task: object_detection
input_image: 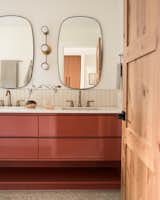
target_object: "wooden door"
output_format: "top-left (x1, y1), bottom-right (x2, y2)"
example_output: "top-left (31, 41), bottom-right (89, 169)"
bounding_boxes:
top-left (122, 0), bottom-right (160, 199)
top-left (64, 56), bottom-right (81, 88)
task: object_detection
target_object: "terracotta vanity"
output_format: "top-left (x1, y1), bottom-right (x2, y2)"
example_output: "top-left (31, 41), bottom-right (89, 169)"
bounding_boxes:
top-left (0, 108), bottom-right (121, 189)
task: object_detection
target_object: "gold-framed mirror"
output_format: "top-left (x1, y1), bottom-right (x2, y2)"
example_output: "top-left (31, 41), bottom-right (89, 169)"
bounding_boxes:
top-left (58, 16), bottom-right (103, 89)
top-left (0, 15), bottom-right (34, 89)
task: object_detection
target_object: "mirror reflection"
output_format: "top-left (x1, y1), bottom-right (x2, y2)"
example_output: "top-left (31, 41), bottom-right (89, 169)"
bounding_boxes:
top-left (58, 16), bottom-right (102, 89)
top-left (0, 16), bottom-right (34, 88)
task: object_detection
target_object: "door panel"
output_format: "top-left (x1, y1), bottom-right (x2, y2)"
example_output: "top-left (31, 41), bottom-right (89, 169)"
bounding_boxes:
top-left (122, 0), bottom-right (160, 199)
top-left (64, 56), bottom-right (81, 88)
top-left (127, 58), bottom-right (153, 141)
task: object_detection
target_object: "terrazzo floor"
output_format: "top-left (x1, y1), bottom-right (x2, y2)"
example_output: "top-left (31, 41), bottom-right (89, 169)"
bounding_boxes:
top-left (0, 190), bottom-right (120, 200)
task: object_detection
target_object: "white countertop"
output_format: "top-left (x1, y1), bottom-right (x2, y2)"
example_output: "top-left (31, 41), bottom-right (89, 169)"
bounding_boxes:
top-left (0, 106), bottom-right (122, 114)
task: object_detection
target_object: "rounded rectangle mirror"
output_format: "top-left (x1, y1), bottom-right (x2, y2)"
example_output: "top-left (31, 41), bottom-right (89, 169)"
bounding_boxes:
top-left (58, 16), bottom-right (103, 89)
top-left (0, 15), bottom-right (34, 89)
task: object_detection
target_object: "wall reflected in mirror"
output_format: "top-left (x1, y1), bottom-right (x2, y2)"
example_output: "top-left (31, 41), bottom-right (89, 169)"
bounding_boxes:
top-left (0, 16), bottom-right (34, 88)
top-left (58, 16), bottom-right (102, 89)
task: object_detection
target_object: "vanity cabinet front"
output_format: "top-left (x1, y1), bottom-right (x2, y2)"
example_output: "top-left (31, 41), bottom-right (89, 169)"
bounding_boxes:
top-left (0, 114), bottom-right (121, 161)
top-left (0, 116), bottom-right (38, 137)
top-left (0, 115), bottom-right (38, 160)
top-left (39, 115), bottom-right (121, 137)
top-left (38, 114), bottom-right (121, 161)
top-left (0, 113), bottom-right (121, 189)
top-left (0, 139), bottom-right (38, 159)
top-left (39, 138), bottom-right (121, 161)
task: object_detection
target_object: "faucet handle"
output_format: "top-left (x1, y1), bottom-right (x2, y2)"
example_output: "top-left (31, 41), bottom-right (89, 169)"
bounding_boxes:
top-left (86, 100), bottom-right (95, 107)
top-left (16, 99), bottom-right (25, 106)
top-left (0, 100), bottom-right (4, 106)
top-left (66, 100), bottom-right (74, 107)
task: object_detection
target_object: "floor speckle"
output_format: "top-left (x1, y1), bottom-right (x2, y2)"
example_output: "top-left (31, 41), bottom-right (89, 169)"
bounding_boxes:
top-left (0, 190), bottom-right (120, 200)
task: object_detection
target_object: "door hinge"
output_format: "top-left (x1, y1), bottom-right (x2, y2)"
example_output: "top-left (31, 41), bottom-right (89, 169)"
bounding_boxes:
top-left (118, 111), bottom-right (126, 121)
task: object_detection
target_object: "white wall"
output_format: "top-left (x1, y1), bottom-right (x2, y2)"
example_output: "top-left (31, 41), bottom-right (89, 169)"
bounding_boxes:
top-left (0, 0), bottom-right (123, 89)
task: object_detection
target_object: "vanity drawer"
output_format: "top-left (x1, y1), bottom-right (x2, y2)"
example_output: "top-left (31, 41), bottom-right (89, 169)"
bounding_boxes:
top-left (39, 138), bottom-right (121, 161)
top-left (39, 115), bottom-right (121, 137)
top-left (0, 139), bottom-right (38, 160)
top-left (0, 116), bottom-right (38, 137)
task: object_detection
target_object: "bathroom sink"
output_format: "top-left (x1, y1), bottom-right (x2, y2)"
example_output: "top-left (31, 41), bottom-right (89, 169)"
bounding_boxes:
top-left (62, 107), bottom-right (103, 110)
top-left (0, 106), bottom-right (25, 110)
top-left (0, 106), bottom-right (29, 112)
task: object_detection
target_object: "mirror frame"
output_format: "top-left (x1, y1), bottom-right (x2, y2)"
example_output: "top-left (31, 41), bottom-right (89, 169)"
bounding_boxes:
top-left (0, 15), bottom-right (35, 89)
top-left (57, 16), bottom-right (103, 90)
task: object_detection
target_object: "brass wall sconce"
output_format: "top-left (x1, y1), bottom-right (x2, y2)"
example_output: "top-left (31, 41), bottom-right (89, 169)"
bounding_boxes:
top-left (41, 25), bottom-right (51, 70)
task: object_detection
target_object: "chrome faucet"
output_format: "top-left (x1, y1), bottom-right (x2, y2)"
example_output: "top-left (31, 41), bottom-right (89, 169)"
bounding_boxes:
top-left (78, 90), bottom-right (82, 107)
top-left (86, 100), bottom-right (95, 107)
top-left (5, 90), bottom-right (12, 106)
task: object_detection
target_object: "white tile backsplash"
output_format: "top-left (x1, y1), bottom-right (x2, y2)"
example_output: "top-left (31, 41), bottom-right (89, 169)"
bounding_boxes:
top-left (0, 88), bottom-right (122, 108)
